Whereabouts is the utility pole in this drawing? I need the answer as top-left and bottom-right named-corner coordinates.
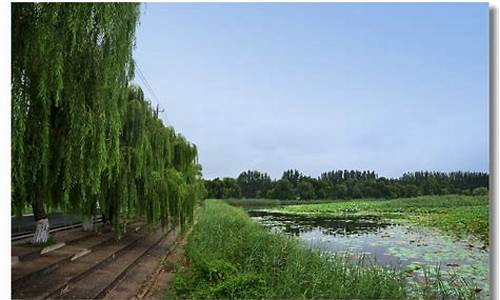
top-left (154, 104), bottom-right (164, 119)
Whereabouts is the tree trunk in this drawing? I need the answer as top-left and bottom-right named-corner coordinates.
top-left (82, 202), bottom-right (97, 231)
top-left (82, 215), bottom-right (95, 231)
top-left (32, 185), bottom-right (50, 245)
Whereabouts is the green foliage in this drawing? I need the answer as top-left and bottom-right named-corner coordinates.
top-left (206, 178), bottom-right (241, 199)
top-left (170, 200), bottom-right (409, 299)
top-left (236, 170), bottom-right (272, 198)
top-left (297, 181), bottom-right (316, 200)
top-left (11, 3), bottom-right (203, 234)
top-left (281, 169), bottom-right (303, 188)
top-left (472, 187), bottom-right (488, 196)
top-left (107, 87), bottom-right (203, 231)
top-left (270, 179), bottom-right (295, 200)
top-left (205, 169), bottom-right (489, 202)
top-left (12, 3), bottom-right (141, 217)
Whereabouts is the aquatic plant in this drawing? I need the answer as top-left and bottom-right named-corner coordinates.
top-left (278, 195), bottom-right (489, 245)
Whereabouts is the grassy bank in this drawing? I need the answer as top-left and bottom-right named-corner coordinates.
top-left (168, 200), bottom-right (479, 299)
top-left (221, 198), bottom-right (332, 207)
top-left (169, 200), bottom-right (408, 299)
top-left (277, 195), bottom-right (489, 244)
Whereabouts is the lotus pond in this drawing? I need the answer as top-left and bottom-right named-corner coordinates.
top-left (248, 209), bottom-right (490, 298)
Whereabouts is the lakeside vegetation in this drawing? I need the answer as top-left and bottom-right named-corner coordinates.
top-left (11, 3), bottom-right (488, 300)
top-left (169, 200), bottom-right (480, 299)
top-left (170, 200), bottom-right (408, 299)
top-left (275, 195), bottom-right (489, 245)
top-left (222, 198), bottom-right (333, 207)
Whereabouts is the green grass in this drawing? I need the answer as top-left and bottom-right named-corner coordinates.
top-left (221, 198), bottom-right (282, 207)
top-left (221, 198), bottom-right (332, 207)
top-left (277, 195), bottom-right (489, 245)
top-left (168, 200), bottom-right (479, 300)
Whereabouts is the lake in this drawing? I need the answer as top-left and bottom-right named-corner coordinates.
top-left (248, 209), bottom-right (490, 298)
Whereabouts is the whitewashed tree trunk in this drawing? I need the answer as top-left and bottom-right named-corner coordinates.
top-left (32, 218), bottom-right (50, 245)
top-left (82, 216), bottom-right (95, 231)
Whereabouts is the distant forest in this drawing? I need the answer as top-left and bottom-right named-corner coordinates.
top-left (205, 170), bottom-right (489, 200)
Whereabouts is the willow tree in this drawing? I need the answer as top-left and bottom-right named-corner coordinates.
top-left (107, 85), bottom-right (203, 232)
top-left (91, 84), bottom-right (203, 236)
top-left (97, 86), bottom-right (149, 231)
top-left (12, 3), bottom-right (140, 244)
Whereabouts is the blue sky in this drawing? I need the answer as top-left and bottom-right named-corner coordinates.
top-left (133, 3), bottom-right (489, 179)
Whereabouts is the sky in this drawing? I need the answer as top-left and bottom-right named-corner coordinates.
top-left (133, 3), bottom-right (489, 180)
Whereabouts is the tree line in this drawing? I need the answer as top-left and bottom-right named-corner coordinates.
top-left (205, 169), bottom-right (489, 200)
top-left (12, 3), bottom-right (205, 244)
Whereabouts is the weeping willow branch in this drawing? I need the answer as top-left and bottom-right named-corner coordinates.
top-left (12, 3), bottom-right (204, 242)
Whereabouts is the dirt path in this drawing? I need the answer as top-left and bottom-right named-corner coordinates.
top-left (131, 208), bottom-right (200, 300)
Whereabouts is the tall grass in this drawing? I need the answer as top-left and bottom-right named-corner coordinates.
top-left (221, 198), bottom-right (332, 207)
top-left (169, 200), bottom-right (408, 299)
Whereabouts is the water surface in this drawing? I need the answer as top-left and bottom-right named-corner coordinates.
top-left (248, 209), bottom-right (489, 297)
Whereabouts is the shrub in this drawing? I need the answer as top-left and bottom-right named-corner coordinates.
top-left (472, 187), bottom-right (488, 196)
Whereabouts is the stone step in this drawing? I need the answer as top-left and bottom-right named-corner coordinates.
top-left (56, 231), bottom-right (167, 299)
top-left (12, 233), bottom-right (144, 300)
top-left (12, 230), bottom-right (96, 261)
top-left (103, 229), bottom-right (177, 300)
top-left (12, 232), bottom-right (116, 288)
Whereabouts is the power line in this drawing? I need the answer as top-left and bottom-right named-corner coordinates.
top-left (134, 62), bottom-right (159, 104)
top-left (133, 60), bottom-right (172, 126)
top-left (112, 14), bottom-right (173, 126)
top-left (106, 12), bottom-right (171, 125)
top-left (134, 61), bottom-right (168, 123)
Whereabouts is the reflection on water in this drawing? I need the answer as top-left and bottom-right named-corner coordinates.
top-left (248, 209), bottom-right (490, 298)
top-left (249, 210), bottom-right (389, 237)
